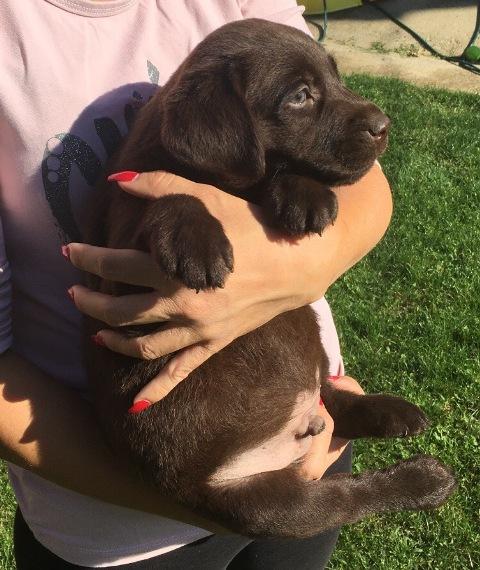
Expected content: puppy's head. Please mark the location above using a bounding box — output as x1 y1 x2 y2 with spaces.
158 19 389 189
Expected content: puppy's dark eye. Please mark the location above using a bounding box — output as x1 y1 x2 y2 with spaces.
288 88 310 107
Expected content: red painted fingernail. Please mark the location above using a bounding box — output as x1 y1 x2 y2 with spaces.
328 375 341 381
128 399 152 414
67 288 74 302
91 334 105 347
107 171 139 182
319 397 325 406
61 245 70 261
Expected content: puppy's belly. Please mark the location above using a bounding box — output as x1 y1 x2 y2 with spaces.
209 389 321 485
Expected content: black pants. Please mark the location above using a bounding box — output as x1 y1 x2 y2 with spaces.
14 445 352 570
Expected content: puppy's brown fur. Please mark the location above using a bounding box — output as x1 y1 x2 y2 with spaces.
87 19 455 538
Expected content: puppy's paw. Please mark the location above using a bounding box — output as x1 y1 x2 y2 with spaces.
327 392 429 440
143 194 234 290
263 175 338 236
359 394 430 439
391 455 457 511
376 396 430 438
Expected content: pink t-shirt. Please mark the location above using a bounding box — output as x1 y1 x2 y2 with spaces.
0 0 344 566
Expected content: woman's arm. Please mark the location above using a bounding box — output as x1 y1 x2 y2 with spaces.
67 163 392 404
0 349 227 533
0 348 368 505
293 162 393 304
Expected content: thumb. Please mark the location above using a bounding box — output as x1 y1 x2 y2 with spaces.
327 375 365 396
108 170 193 200
128 340 227 413
299 403 334 481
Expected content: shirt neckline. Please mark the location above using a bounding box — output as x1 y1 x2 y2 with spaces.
44 0 139 17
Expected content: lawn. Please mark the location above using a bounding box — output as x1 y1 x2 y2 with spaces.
0 76 479 569
326 75 480 569
0 465 14 569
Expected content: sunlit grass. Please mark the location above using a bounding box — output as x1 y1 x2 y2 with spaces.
327 75 479 569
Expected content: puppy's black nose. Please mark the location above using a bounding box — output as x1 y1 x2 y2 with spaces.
366 113 390 140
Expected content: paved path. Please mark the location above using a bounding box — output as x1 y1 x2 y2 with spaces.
307 0 479 93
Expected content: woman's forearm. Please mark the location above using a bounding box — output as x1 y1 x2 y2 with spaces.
289 163 393 306
0 349 225 533
333 163 393 278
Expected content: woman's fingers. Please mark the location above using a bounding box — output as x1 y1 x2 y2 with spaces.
299 403 335 481
300 376 367 480
70 285 177 326
131 338 230 406
327 435 350 455
111 170 249 222
111 170 227 205
320 376 364 471
111 170 197 200
96 326 200 360
327 375 365 396
66 243 175 290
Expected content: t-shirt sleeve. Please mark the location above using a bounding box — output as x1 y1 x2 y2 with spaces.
238 0 311 35
0 216 12 353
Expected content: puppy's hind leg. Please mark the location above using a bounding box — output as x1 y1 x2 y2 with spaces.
203 455 455 539
321 380 430 440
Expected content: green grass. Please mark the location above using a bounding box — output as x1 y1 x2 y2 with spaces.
326 76 480 569
0 76 478 569
0 465 15 570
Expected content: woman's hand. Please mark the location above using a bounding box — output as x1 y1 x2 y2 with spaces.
68 171 311 407
67 166 391 407
299 376 365 481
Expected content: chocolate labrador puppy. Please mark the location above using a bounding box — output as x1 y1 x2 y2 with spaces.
87 19 455 537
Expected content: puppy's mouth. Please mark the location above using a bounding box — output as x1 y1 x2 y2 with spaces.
332 110 391 181
331 121 390 184
328 162 376 186
312 147 386 186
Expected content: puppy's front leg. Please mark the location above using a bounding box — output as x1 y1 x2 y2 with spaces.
261 173 338 236
140 194 233 290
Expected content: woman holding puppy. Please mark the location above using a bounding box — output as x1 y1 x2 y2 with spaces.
0 0 391 568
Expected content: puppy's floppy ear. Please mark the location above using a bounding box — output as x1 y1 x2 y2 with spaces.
160 62 265 187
